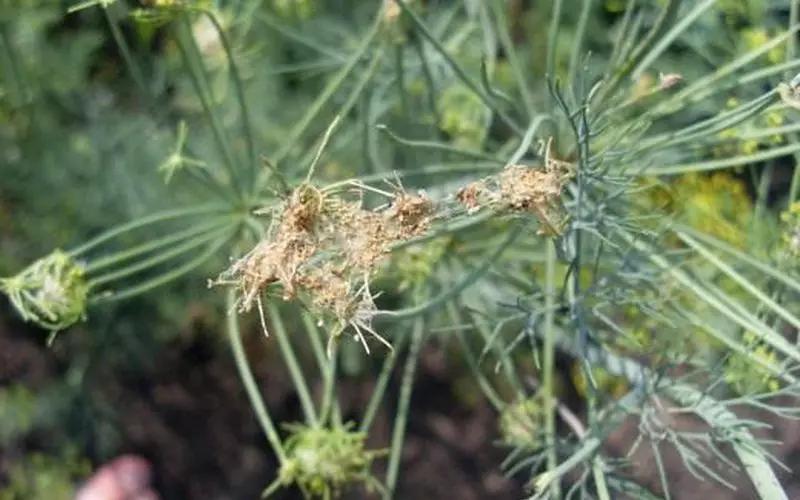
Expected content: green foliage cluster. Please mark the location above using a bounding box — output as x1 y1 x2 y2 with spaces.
0 447 90 500
4 0 800 499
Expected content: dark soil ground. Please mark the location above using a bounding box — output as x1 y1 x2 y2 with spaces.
2 302 800 500
0 303 524 500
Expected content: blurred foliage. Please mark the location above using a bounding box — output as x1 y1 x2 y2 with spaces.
0 447 90 500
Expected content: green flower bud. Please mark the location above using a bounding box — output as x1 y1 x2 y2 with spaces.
1 250 89 333
277 422 386 497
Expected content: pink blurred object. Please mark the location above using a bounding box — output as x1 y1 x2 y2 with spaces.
74 455 159 500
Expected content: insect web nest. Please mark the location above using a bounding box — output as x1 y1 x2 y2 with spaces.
456 137 575 235
213 172 435 357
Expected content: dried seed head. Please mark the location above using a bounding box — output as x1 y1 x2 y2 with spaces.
214 177 430 354
658 72 683 90
451 138 574 235
499 164 564 212
385 191 434 237
282 183 325 233
456 181 486 212
384 0 400 22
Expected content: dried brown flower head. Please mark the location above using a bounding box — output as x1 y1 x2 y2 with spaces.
456 182 486 212
213 176 435 356
453 137 574 234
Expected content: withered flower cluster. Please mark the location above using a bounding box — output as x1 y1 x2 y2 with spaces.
214 134 574 356
456 138 575 235
214 181 435 356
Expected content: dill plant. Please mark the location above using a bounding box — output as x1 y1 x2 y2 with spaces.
4 1 800 499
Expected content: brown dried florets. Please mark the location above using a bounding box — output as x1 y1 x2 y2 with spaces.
214 179 435 355
456 182 486 212
453 137 575 234
499 164 565 212
386 191 434 236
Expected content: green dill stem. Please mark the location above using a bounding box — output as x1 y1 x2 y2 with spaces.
300 312 332 380
789 0 799 67
364 88 389 174
256 11 344 61
294 42 388 181
657 141 800 176
377 222 523 321
85 217 234 273
506 115 555 165
653 27 800 117
445 301 504 410
256 6 385 191
87 227 228 287
360 91 372 173
226 288 286 464
260 478 283 499
631 0 717 80
199 9 258 195
102 8 148 97
491 1 534 118
449 259 525 397
479 59 517 110
536 325 787 500
545 0 564 82
661 384 788 500
319 338 338 426
529 389 643 500
542 240 560 499
359 336 406 433
90 231 232 304
409 32 443 137
638 91 777 151
69 203 228 257
384 317 426 498
268 301 318 426
395 0 523 136
674 225 800 296
607 0 637 73
299 313 343 425
787 0 800 206
393 42 411 127
678 231 800 336
99 11 233 202
597 0 682 106
592 456 611 500
377 124 503 163
614 227 800 368
568 0 593 88
0 24 27 106
176 18 244 201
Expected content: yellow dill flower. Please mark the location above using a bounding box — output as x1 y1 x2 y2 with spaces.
765 110 785 145
766 111 784 127
631 73 656 100
499 397 545 450
741 28 786 64
603 0 627 12
712 127 739 158
272 0 315 19
780 202 800 257
570 363 628 400
673 172 752 248
724 331 781 395
739 138 759 155
438 83 487 147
